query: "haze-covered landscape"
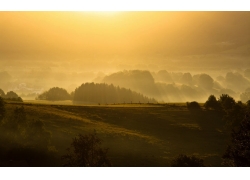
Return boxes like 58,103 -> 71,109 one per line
1,11 -> 250,167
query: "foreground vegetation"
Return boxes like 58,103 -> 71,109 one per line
3,95 -> 245,167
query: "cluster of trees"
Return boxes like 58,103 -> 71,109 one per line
222,114 -> 250,166
0,89 -> 23,102
37,87 -> 72,101
186,94 -> 250,166
187,94 -> 248,128
73,83 -> 156,104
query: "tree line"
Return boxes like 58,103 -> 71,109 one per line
0,89 -> 23,102
185,94 -> 250,166
37,83 -> 157,104
73,83 -> 156,104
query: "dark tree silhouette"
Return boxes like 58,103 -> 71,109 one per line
0,97 -> 5,122
37,87 -> 71,101
246,100 -> 250,108
222,114 -> 250,166
62,132 -> 111,167
171,154 -> 205,167
218,94 -> 236,110
5,91 -> 19,99
0,90 -> 23,102
204,95 -> 221,110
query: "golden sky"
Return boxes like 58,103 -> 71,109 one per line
1,11 -> 250,64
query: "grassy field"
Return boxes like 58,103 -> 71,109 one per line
5,101 -> 231,167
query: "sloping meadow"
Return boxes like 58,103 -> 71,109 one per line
4,102 -> 230,166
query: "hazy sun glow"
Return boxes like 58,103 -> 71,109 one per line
0,11 -> 250,72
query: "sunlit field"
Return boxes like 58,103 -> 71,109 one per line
4,101 -> 230,166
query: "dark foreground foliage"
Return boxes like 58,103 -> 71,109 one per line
62,131 -> 111,167
204,95 -> 221,110
171,154 -> 205,167
222,114 -> 250,166
0,97 -> 5,122
0,103 -> 58,166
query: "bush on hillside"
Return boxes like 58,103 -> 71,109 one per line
62,132 -> 111,167
186,101 -> 201,111
171,154 -> 205,167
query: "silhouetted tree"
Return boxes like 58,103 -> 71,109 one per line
0,97 -> 5,122
5,91 -> 19,99
223,102 -> 246,128
246,100 -> 250,109
222,114 -> 250,166
62,132 -> 111,167
171,154 -> 205,167
0,90 -> 23,102
204,95 -> 221,110
218,94 -> 236,111
37,87 -> 71,101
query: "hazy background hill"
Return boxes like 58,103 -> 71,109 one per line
1,12 -> 250,102
2,68 -> 250,103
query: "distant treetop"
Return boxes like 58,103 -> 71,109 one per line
37,87 -> 71,101
0,89 -> 23,102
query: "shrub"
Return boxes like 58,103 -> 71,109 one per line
62,131 -> 111,167
186,101 -> 201,111
171,154 -> 205,167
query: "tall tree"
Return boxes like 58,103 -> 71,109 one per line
62,132 -> 111,167
223,114 -> 250,166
